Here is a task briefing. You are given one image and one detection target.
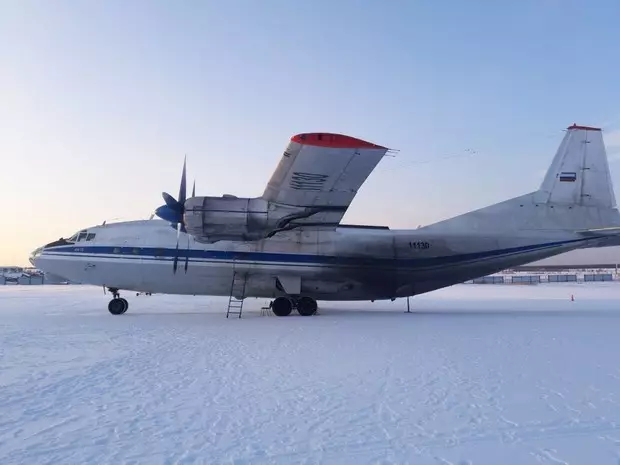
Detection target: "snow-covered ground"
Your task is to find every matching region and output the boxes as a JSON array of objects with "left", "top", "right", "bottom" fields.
[{"left": 2, "top": 284, "right": 620, "bottom": 465}]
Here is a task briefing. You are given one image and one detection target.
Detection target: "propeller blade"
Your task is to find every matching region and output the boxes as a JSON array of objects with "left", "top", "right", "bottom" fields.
[
  {"left": 178, "top": 156, "right": 187, "bottom": 206},
  {"left": 191, "top": 180, "right": 195, "bottom": 198},
  {"left": 184, "top": 235, "right": 190, "bottom": 273},
  {"left": 172, "top": 222, "right": 181, "bottom": 274},
  {"left": 162, "top": 192, "right": 181, "bottom": 210},
  {"left": 156, "top": 158, "right": 190, "bottom": 234}
]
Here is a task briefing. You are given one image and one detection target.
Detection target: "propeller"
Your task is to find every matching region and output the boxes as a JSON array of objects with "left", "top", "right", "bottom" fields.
[
  {"left": 155, "top": 156, "right": 188, "bottom": 231},
  {"left": 154, "top": 157, "right": 197, "bottom": 275}
]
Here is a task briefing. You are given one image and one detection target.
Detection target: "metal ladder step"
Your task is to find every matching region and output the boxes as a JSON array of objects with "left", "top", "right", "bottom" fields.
[{"left": 226, "top": 271, "right": 247, "bottom": 318}]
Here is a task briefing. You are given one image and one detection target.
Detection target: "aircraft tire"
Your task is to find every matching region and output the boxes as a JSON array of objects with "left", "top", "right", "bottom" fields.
[
  {"left": 119, "top": 298, "right": 129, "bottom": 314},
  {"left": 297, "top": 297, "right": 317, "bottom": 316},
  {"left": 272, "top": 297, "right": 293, "bottom": 317},
  {"left": 108, "top": 298, "right": 127, "bottom": 315}
]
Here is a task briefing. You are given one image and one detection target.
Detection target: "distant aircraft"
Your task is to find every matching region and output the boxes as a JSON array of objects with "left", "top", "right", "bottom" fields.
[{"left": 31, "top": 125, "right": 620, "bottom": 317}]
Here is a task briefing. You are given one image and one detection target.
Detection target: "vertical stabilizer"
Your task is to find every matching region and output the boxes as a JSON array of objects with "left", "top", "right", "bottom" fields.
[
  {"left": 535, "top": 124, "right": 616, "bottom": 208},
  {"left": 422, "top": 123, "right": 620, "bottom": 233}
]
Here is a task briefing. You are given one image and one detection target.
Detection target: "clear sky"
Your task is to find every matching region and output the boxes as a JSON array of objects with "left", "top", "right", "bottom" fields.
[{"left": 2, "top": 0, "right": 620, "bottom": 266}]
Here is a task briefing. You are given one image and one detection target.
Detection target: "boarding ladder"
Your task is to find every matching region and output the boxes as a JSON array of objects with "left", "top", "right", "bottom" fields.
[{"left": 226, "top": 270, "right": 247, "bottom": 318}]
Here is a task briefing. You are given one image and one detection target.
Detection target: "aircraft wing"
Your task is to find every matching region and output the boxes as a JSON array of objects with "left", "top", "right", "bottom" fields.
[{"left": 261, "top": 133, "right": 389, "bottom": 227}]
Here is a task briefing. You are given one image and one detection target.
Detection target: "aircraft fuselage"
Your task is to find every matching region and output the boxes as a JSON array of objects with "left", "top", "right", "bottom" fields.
[{"left": 33, "top": 219, "right": 608, "bottom": 301}]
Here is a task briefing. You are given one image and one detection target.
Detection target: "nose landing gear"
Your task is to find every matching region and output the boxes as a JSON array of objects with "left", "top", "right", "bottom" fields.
[{"left": 107, "top": 288, "right": 129, "bottom": 315}]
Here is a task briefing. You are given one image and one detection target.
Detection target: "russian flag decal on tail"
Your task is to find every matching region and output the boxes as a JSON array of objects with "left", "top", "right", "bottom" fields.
[{"left": 559, "top": 171, "right": 577, "bottom": 182}]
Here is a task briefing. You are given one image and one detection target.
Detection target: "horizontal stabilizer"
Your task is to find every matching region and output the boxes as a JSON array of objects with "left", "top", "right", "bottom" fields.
[{"left": 576, "top": 226, "right": 620, "bottom": 236}]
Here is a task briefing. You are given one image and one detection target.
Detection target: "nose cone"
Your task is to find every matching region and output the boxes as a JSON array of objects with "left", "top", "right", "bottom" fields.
[
  {"left": 29, "top": 245, "right": 44, "bottom": 266},
  {"left": 30, "top": 237, "right": 67, "bottom": 267},
  {"left": 30, "top": 240, "right": 73, "bottom": 283}
]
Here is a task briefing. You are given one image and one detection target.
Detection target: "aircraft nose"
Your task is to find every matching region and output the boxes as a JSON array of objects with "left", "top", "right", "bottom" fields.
[
  {"left": 29, "top": 245, "right": 44, "bottom": 266},
  {"left": 31, "top": 237, "right": 73, "bottom": 266}
]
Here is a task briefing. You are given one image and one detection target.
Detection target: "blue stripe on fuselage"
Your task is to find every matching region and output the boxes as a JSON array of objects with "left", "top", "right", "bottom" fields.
[{"left": 40, "top": 236, "right": 595, "bottom": 269}]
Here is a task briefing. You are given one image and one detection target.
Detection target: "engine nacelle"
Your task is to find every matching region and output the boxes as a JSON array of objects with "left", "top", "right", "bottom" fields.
[
  {"left": 183, "top": 196, "right": 271, "bottom": 243},
  {"left": 184, "top": 194, "right": 340, "bottom": 243}
]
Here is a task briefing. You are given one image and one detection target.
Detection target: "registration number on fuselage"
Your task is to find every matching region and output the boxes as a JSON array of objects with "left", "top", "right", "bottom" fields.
[{"left": 409, "top": 241, "right": 430, "bottom": 250}]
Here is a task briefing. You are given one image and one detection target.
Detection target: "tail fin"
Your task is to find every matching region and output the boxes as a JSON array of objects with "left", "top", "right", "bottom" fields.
[
  {"left": 424, "top": 124, "right": 620, "bottom": 233},
  {"left": 534, "top": 124, "right": 616, "bottom": 208}
]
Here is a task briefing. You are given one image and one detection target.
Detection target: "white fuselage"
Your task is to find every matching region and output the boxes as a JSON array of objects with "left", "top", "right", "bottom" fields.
[{"left": 32, "top": 219, "right": 610, "bottom": 301}]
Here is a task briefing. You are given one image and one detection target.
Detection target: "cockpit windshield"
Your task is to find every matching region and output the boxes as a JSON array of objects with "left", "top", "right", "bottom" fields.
[{"left": 66, "top": 230, "right": 96, "bottom": 243}]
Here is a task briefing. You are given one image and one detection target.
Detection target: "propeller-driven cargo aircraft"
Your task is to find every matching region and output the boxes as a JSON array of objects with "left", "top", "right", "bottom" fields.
[{"left": 31, "top": 125, "right": 620, "bottom": 317}]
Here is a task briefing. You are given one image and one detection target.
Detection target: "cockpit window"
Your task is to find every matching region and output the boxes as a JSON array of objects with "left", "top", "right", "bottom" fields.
[{"left": 65, "top": 230, "right": 95, "bottom": 243}]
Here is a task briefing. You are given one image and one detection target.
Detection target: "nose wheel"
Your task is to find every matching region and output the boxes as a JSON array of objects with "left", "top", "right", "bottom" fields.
[
  {"left": 107, "top": 288, "right": 129, "bottom": 315},
  {"left": 108, "top": 298, "right": 128, "bottom": 315}
]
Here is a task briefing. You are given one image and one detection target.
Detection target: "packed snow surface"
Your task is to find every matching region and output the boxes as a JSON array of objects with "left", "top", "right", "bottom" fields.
[{"left": 2, "top": 284, "right": 620, "bottom": 464}]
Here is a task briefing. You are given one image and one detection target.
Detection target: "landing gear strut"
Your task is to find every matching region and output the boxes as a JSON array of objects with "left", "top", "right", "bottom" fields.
[
  {"left": 270, "top": 296, "right": 318, "bottom": 317},
  {"left": 107, "top": 287, "right": 128, "bottom": 315}
]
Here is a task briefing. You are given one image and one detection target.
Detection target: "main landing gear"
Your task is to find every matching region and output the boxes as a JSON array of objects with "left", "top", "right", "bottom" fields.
[
  {"left": 107, "top": 288, "right": 128, "bottom": 315},
  {"left": 271, "top": 296, "right": 318, "bottom": 317}
]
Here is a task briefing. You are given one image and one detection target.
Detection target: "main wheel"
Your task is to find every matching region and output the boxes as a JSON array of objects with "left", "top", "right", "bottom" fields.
[
  {"left": 108, "top": 298, "right": 127, "bottom": 315},
  {"left": 297, "top": 297, "right": 317, "bottom": 316},
  {"left": 272, "top": 296, "right": 293, "bottom": 317}
]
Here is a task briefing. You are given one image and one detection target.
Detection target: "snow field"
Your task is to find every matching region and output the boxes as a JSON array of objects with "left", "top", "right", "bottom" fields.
[{"left": 1, "top": 284, "right": 620, "bottom": 464}]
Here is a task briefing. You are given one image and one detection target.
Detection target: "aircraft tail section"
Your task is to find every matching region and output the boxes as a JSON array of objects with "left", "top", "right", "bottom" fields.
[
  {"left": 423, "top": 124, "right": 620, "bottom": 233},
  {"left": 535, "top": 124, "right": 616, "bottom": 209}
]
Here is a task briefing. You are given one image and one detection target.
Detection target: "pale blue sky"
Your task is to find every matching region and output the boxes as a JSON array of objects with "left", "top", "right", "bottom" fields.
[{"left": 2, "top": 0, "right": 620, "bottom": 265}]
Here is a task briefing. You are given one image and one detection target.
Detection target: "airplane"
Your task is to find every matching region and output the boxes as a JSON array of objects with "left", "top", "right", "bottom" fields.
[{"left": 31, "top": 124, "right": 620, "bottom": 317}]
